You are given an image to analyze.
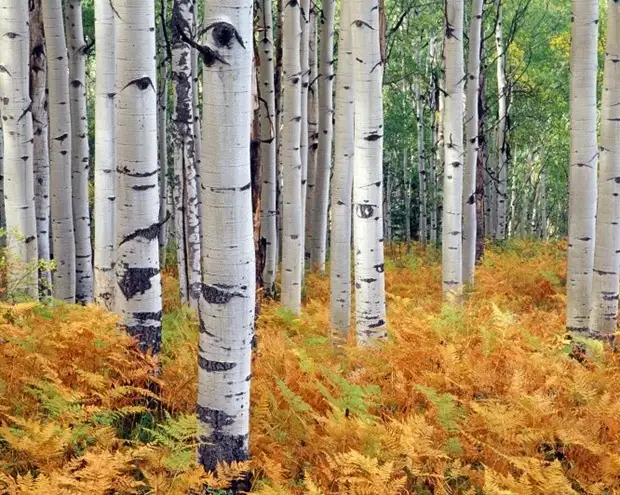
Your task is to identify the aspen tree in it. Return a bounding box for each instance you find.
[566,0,598,334]
[415,44,427,245]
[157,0,169,264]
[299,0,310,267]
[280,0,303,314]
[351,0,387,342]
[42,0,76,302]
[590,0,620,337]
[442,0,465,302]
[0,0,38,297]
[495,1,509,241]
[30,0,52,294]
[258,0,278,296]
[197,0,255,472]
[94,0,116,309]
[115,0,162,352]
[330,0,354,338]
[66,0,93,303]
[305,6,318,260]
[311,0,335,271]
[463,0,484,285]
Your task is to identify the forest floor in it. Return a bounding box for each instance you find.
[2,240,620,494]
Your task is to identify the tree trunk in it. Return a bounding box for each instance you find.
[94,0,116,309]
[462,0,483,285]
[539,166,547,241]
[115,0,162,353]
[280,0,303,315]
[0,118,4,241]
[416,46,427,245]
[305,6,318,261]
[330,0,354,340]
[590,0,619,338]
[173,0,201,309]
[403,149,411,243]
[475,49,486,262]
[310,0,335,271]
[197,0,255,476]
[0,0,38,298]
[352,0,387,343]
[42,0,76,302]
[299,0,310,271]
[30,0,52,296]
[66,0,93,304]
[258,0,278,297]
[495,1,509,241]
[566,0,598,334]
[429,38,439,246]
[442,0,465,302]
[158,0,169,265]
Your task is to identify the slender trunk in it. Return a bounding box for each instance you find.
[42,0,76,302]
[30,0,52,296]
[540,167,547,241]
[590,0,619,337]
[94,0,116,309]
[495,2,509,241]
[258,0,278,297]
[299,0,310,270]
[566,0,598,334]
[0,119,4,240]
[192,0,202,216]
[0,0,38,298]
[172,0,201,309]
[434,58,445,244]
[416,46,427,245]
[329,0,354,339]
[442,0,465,302]
[385,159,392,244]
[462,0,483,284]
[280,0,303,314]
[403,150,411,243]
[66,0,93,304]
[310,0,335,271]
[475,52,486,262]
[158,0,169,265]
[305,6,318,260]
[115,0,162,353]
[197,0,255,475]
[429,37,440,246]
[352,0,387,343]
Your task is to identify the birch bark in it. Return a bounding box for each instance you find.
[462,0,483,285]
[495,2,509,241]
[30,0,52,295]
[590,0,619,337]
[42,0,76,302]
[442,0,465,302]
[66,0,93,304]
[567,0,598,333]
[305,7,318,260]
[197,0,255,472]
[0,0,38,298]
[330,0,354,339]
[94,0,116,309]
[115,0,162,353]
[352,0,387,343]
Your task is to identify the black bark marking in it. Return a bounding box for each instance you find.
[126,323,162,354]
[119,221,162,247]
[356,204,374,219]
[201,283,245,304]
[364,132,382,141]
[198,357,237,372]
[121,76,155,92]
[118,267,159,299]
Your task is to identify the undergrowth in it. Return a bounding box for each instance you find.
[2,240,620,494]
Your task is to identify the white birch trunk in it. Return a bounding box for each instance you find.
[115,0,162,352]
[590,0,619,337]
[434,68,445,245]
[329,0,353,339]
[30,0,52,295]
[305,7,318,260]
[442,0,465,302]
[197,0,255,472]
[299,0,310,269]
[280,0,303,314]
[462,0,483,285]
[567,0,598,333]
[495,2,509,241]
[0,119,4,238]
[0,0,38,298]
[66,0,93,304]
[157,0,169,264]
[403,149,411,242]
[540,167,547,241]
[172,0,201,309]
[429,37,440,245]
[258,0,278,296]
[310,0,335,271]
[42,0,76,302]
[352,0,387,343]
[416,47,426,245]
[94,0,116,309]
